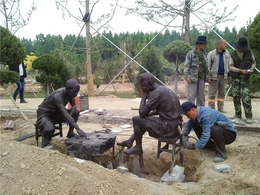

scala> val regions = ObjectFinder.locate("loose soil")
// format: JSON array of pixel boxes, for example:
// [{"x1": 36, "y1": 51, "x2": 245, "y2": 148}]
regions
[{"x1": 1, "y1": 83, "x2": 260, "y2": 195}]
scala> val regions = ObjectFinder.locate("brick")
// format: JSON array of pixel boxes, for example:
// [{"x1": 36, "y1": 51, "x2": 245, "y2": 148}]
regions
[
  {"x1": 212, "y1": 164, "x2": 230, "y2": 173},
  {"x1": 117, "y1": 166, "x2": 128, "y2": 174}
]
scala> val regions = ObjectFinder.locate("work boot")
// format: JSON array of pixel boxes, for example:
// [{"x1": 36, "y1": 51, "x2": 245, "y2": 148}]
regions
[
  {"x1": 230, "y1": 115, "x2": 241, "y2": 119},
  {"x1": 218, "y1": 109, "x2": 227, "y2": 113},
  {"x1": 124, "y1": 146, "x2": 143, "y2": 155},
  {"x1": 213, "y1": 156, "x2": 227, "y2": 163},
  {"x1": 245, "y1": 118, "x2": 253, "y2": 124}
]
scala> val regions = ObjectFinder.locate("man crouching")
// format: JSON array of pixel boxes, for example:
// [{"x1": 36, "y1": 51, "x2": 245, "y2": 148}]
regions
[{"x1": 36, "y1": 79, "x2": 86, "y2": 147}]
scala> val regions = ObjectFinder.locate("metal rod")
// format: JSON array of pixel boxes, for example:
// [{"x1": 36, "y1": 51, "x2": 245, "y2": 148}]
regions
[
  {"x1": 63, "y1": 23, "x2": 86, "y2": 62},
  {"x1": 225, "y1": 83, "x2": 232, "y2": 99},
  {"x1": 187, "y1": 7, "x2": 235, "y2": 50},
  {"x1": 94, "y1": 0, "x2": 195, "y2": 96},
  {"x1": 90, "y1": 14, "x2": 178, "y2": 96},
  {"x1": 188, "y1": 7, "x2": 260, "y2": 99},
  {"x1": 254, "y1": 67, "x2": 260, "y2": 73}
]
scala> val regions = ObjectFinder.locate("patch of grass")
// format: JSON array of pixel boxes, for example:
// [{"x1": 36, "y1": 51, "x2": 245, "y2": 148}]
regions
[{"x1": 110, "y1": 92, "x2": 137, "y2": 99}]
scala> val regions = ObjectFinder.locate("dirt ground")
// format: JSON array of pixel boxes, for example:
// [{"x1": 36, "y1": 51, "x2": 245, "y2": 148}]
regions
[{"x1": 1, "y1": 83, "x2": 260, "y2": 195}]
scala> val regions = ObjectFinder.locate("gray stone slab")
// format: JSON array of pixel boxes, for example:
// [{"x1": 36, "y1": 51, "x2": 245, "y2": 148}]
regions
[
  {"x1": 212, "y1": 164, "x2": 230, "y2": 173},
  {"x1": 117, "y1": 166, "x2": 128, "y2": 174}
]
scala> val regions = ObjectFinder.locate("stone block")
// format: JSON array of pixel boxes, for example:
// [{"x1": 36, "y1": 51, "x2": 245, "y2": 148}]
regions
[
  {"x1": 117, "y1": 166, "x2": 128, "y2": 174},
  {"x1": 44, "y1": 146, "x2": 54, "y2": 150},
  {"x1": 212, "y1": 164, "x2": 230, "y2": 173},
  {"x1": 161, "y1": 165, "x2": 185, "y2": 183}
]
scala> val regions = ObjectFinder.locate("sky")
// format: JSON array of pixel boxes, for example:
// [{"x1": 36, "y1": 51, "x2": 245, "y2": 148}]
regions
[{"x1": 1, "y1": 0, "x2": 259, "y2": 40}]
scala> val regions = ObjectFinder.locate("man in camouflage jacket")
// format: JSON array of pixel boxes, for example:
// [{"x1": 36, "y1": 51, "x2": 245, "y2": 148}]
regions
[
  {"x1": 184, "y1": 36, "x2": 208, "y2": 106},
  {"x1": 229, "y1": 37, "x2": 256, "y2": 124}
]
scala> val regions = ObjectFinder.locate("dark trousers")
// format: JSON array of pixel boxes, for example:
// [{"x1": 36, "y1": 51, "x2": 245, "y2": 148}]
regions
[
  {"x1": 13, "y1": 75, "x2": 25, "y2": 101},
  {"x1": 192, "y1": 123, "x2": 236, "y2": 158}
]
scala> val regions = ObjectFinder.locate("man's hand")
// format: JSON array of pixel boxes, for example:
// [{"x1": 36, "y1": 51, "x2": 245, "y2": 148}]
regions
[
  {"x1": 239, "y1": 69, "x2": 249, "y2": 75},
  {"x1": 248, "y1": 68, "x2": 254, "y2": 74},
  {"x1": 186, "y1": 79, "x2": 191, "y2": 83},
  {"x1": 184, "y1": 143, "x2": 195, "y2": 150},
  {"x1": 77, "y1": 129, "x2": 86, "y2": 137},
  {"x1": 182, "y1": 135, "x2": 195, "y2": 150},
  {"x1": 228, "y1": 77, "x2": 232, "y2": 82}
]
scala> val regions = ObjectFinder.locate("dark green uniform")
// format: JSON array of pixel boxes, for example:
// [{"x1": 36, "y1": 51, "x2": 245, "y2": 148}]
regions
[{"x1": 230, "y1": 50, "x2": 253, "y2": 119}]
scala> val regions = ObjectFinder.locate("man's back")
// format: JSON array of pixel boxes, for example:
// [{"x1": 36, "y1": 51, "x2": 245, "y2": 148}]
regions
[{"x1": 146, "y1": 86, "x2": 181, "y2": 120}]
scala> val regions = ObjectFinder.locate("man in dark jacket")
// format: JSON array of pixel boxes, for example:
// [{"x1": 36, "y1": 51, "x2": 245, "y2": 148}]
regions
[{"x1": 9, "y1": 62, "x2": 28, "y2": 103}]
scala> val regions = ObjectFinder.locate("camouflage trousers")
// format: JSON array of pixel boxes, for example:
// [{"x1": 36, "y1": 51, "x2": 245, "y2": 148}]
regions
[{"x1": 232, "y1": 78, "x2": 252, "y2": 119}]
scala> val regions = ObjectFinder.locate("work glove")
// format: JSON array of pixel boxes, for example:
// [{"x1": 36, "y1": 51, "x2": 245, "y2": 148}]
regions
[{"x1": 182, "y1": 134, "x2": 195, "y2": 150}]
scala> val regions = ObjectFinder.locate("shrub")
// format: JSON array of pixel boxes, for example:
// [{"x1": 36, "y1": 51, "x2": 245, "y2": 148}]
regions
[
  {"x1": 0, "y1": 70, "x2": 20, "y2": 88},
  {"x1": 250, "y1": 74, "x2": 260, "y2": 92}
]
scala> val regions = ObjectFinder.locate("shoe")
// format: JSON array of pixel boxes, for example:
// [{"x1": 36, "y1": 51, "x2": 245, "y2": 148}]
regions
[
  {"x1": 245, "y1": 118, "x2": 253, "y2": 124},
  {"x1": 213, "y1": 156, "x2": 227, "y2": 163},
  {"x1": 20, "y1": 99, "x2": 28, "y2": 103},
  {"x1": 230, "y1": 115, "x2": 241, "y2": 119},
  {"x1": 124, "y1": 146, "x2": 143, "y2": 155},
  {"x1": 218, "y1": 109, "x2": 227, "y2": 113},
  {"x1": 117, "y1": 140, "x2": 133, "y2": 148},
  {"x1": 41, "y1": 135, "x2": 50, "y2": 148}
]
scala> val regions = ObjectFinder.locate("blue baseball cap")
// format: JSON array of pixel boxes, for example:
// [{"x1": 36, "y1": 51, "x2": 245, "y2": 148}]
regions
[{"x1": 181, "y1": 102, "x2": 196, "y2": 114}]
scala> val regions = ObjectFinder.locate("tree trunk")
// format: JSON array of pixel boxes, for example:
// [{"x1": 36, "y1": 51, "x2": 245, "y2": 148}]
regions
[
  {"x1": 174, "y1": 55, "x2": 179, "y2": 93},
  {"x1": 184, "y1": 0, "x2": 190, "y2": 43},
  {"x1": 47, "y1": 84, "x2": 50, "y2": 96},
  {"x1": 86, "y1": 0, "x2": 95, "y2": 96},
  {"x1": 2, "y1": 1, "x2": 9, "y2": 30}
]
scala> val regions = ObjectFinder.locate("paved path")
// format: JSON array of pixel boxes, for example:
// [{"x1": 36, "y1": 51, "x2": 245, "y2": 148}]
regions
[{"x1": 0, "y1": 96, "x2": 259, "y2": 130}]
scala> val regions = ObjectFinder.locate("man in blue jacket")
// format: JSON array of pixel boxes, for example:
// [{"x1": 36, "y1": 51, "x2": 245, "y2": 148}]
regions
[{"x1": 181, "y1": 102, "x2": 237, "y2": 163}]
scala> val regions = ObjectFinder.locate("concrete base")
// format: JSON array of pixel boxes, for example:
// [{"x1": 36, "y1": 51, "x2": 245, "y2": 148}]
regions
[{"x1": 160, "y1": 165, "x2": 185, "y2": 183}]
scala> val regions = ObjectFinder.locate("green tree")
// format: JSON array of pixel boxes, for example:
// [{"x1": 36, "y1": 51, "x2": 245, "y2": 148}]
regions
[
  {"x1": 34, "y1": 34, "x2": 63, "y2": 56},
  {"x1": 247, "y1": 11, "x2": 260, "y2": 92},
  {"x1": 32, "y1": 54, "x2": 71, "y2": 95},
  {"x1": 21, "y1": 38, "x2": 35, "y2": 55},
  {"x1": 164, "y1": 40, "x2": 192, "y2": 92},
  {"x1": 0, "y1": 26, "x2": 26, "y2": 65},
  {"x1": 135, "y1": 46, "x2": 164, "y2": 96},
  {"x1": 0, "y1": 70, "x2": 20, "y2": 88}
]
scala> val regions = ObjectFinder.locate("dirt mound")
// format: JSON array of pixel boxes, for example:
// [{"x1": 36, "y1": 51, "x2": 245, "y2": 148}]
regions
[{"x1": 1, "y1": 118, "x2": 260, "y2": 195}]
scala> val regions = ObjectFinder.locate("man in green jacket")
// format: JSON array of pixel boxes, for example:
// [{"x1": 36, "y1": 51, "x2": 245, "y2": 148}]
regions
[
  {"x1": 184, "y1": 36, "x2": 208, "y2": 106},
  {"x1": 229, "y1": 37, "x2": 256, "y2": 124},
  {"x1": 207, "y1": 39, "x2": 231, "y2": 113}
]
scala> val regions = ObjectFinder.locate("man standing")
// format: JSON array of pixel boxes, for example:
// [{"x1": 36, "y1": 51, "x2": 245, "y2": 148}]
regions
[
  {"x1": 229, "y1": 37, "x2": 256, "y2": 124},
  {"x1": 184, "y1": 35, "x2": 208, "y2": 106},
  {"x1": 36, "y1": 79, "x2": 86, "y2": 147},
  {"x1": 207, "y1": 39, "x2": 231, "y2": 113},
  {"x1": 9, "y1": 61, "x2": 28, "y2": 103},
  {"x1": 117, "y1": 73, "x2": 182, "y2": 155},
  {"x1": 181, "y1": 102, "x2": 237, "y2": 163}
]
